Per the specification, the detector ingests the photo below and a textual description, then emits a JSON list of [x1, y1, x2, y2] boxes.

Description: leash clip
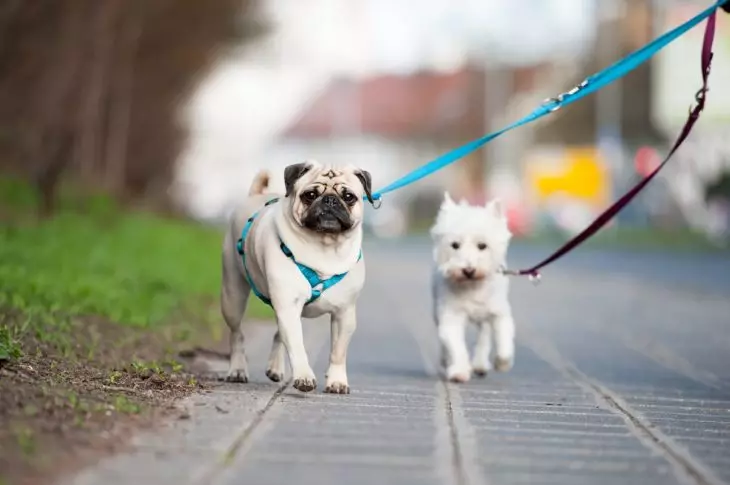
[[695, 86, 708, 104], [371, 195, 383, 210], [542, 79, 588, 113], [542, 95, 563, 113], [499, 265, 515, 276], [499, 266, 542, 285]]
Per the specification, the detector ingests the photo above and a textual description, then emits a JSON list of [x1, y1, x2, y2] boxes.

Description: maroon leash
[[504, 11, 718, 283]]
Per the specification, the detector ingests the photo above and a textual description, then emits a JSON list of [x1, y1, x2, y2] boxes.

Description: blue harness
[[236, 198, 362, 307]]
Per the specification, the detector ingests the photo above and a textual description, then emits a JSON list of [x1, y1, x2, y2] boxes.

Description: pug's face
[[284, 160, 374, 235]]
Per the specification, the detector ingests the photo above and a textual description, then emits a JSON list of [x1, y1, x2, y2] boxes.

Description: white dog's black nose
[[462, 268, 476, 279]]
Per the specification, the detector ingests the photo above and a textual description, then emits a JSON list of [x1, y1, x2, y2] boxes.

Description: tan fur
[[248, 170, 271, 196], [288, 164, 365, 237], [220, 160, 368, 393]]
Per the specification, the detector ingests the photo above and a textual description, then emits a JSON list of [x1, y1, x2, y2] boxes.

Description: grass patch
[[0, 324, 22, 362], [0, 175, 271, 340], [0, 175, 272, 485]]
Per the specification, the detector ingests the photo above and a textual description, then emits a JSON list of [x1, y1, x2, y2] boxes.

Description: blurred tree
[[0, 0, 267, 215]]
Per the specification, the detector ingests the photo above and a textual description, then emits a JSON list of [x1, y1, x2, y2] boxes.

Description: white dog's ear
[[442, 192, 456, 208], [486, 198, 506, 219]]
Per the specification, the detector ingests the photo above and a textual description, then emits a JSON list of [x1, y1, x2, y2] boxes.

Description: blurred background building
[[2, 0, 729, 242], [175, 0, 730, 242]]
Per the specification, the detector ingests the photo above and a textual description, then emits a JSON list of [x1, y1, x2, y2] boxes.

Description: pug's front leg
[[325, 305, 357, 394], [274, 305, 316, 392]]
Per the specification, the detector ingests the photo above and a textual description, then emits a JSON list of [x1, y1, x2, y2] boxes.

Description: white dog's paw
[[292, 368, 317, 393], [472, 365, 491, 378], [471, 357, 492, 378], [446, 364, 472, 383], [324, 365, 350, 394], [494, 355, 514, 372], [225, 368, 249, 383]]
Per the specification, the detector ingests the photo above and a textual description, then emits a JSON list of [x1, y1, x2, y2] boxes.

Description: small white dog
[[220, 160, 373, 394], [430, 193, 515, 383]]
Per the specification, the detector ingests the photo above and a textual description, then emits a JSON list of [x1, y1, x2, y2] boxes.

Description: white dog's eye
[[451, 241, 460, 250], [477, 242, 488, 251], [342, 192, 357, 204]]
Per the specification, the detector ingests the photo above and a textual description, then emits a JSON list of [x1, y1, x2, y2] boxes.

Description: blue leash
[[369, 1, 724, 202]]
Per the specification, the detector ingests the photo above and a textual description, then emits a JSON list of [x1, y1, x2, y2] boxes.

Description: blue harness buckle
[[236, 198, 362, 307]]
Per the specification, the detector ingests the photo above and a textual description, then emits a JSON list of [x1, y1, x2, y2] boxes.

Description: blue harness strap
[[280, 243, 362, 304], [236, 198, 362, 307], [236, 197, 279, 306]]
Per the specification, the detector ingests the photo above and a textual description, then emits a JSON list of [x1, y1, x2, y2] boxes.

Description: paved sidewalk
[[61, 241, 730, 485]]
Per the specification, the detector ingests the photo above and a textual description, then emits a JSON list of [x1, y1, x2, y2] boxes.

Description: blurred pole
[[595, 0, 625, 230], [650, 0, 665, 133], [483, 65, 509, 201]]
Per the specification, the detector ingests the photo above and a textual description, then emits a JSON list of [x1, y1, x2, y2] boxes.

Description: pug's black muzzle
[[303, 194, 353, 233]]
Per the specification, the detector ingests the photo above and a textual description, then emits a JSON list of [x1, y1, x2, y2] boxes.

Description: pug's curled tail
[[248, 170, 271, 196]]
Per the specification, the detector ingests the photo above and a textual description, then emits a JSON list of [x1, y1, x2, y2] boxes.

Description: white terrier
[[430, 193, 515, 383]]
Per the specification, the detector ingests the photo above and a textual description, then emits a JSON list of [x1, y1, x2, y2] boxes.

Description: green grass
[[0, 324, 23, 361], [0, 176, 272, 359]]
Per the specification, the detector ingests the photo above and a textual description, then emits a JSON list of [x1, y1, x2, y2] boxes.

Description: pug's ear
[[355, 169, 373, 204], [284, 162, 312, 197]]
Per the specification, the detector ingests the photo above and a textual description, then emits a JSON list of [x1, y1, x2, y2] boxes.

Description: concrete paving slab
[[58, 240, 730, 485]]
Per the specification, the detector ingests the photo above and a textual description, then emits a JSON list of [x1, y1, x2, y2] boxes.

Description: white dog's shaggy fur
[[430, 193, 516, 383]]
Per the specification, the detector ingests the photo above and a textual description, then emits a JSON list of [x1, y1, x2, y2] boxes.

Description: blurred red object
[[634, 146, 662, 177], [506, 203, 530, 237]]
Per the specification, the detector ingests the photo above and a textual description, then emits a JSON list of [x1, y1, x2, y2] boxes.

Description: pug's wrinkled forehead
[[310, 167, 356, 194], [284, 160, 373, 204]]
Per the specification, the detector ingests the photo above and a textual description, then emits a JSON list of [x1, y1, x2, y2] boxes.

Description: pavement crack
[[198, 382, 288, 485], [443, 383, 468, 485], [579, 376, 727, 485], [440, 382, 488, 485], [522, 333, 727, 485]]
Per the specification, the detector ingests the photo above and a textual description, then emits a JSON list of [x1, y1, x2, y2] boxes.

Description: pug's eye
[[477, 242, 487, 251], [451, 241, 460, 250], [301, 190, 318, 203], [342, 191, 357, 205]]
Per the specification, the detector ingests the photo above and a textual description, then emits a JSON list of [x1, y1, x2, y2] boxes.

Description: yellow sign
[[525, 147, 610, 208]]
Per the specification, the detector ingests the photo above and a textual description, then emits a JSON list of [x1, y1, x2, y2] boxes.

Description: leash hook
[[371, 195, 383, 210], [542, 79, 589, 113], [695, 86, 708, 104]]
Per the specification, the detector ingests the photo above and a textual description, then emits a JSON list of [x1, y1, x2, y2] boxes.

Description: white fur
[[430, 193, 515, 382]]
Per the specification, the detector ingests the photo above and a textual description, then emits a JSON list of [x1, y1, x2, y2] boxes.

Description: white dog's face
[[283, 160, 373, 235], [430, 193, 512, 284]]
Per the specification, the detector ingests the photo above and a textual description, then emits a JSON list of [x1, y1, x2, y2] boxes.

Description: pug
[[220, 160, 374, 393]]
